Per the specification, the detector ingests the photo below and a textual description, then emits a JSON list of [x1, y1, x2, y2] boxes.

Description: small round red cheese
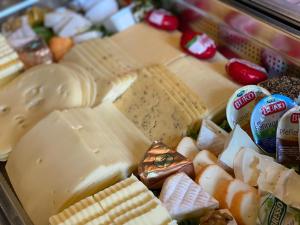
[[226, 58, 268, 85], [180, 31, 216, 60], [145, 9, 179, 31]]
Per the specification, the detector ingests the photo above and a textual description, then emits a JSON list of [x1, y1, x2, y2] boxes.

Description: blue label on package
[[250, 94, 297, 154]]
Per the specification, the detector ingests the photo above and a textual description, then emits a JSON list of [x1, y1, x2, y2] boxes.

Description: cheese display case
[[0, 0, 300, 225]]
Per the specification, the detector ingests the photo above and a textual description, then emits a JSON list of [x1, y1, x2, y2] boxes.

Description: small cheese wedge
[[6, 103, 150, 225], [193, 150, 218, 175], [160, 172, 219, 220], [219, 125, 260, 171], [233, 148, 274, 186], [111, 23, 185, 66], [195, 164, 233, 197], [176, 137, 199, 161], [58, 14, 92, 37], [197, 119, 228, 156]]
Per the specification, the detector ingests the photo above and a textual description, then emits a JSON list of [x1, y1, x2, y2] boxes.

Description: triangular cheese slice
[[160, 172, 219, 220], [138, 141, 195, 189]]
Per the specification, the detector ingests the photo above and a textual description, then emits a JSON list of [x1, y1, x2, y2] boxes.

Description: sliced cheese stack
[[196, 164, 259, 225], [160, 172, 219, 220], [111, 23, 185, 66], [50, 175, 175, 225], [115, 65, 207, 147], [62, 37, 141, 104], [0, 35, 23, 87], [6, 103, 151, 225], [0, 63, 90, 160], [167, 55, 240, 116]]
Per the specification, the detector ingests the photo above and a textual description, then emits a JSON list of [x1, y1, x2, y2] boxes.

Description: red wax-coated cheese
[[145, 9, 179, 31], [180, 31, 216, 60], [226, 58, 268, 85]]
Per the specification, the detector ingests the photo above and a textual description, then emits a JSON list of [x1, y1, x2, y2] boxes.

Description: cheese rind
[[160, 172, 219, 220]]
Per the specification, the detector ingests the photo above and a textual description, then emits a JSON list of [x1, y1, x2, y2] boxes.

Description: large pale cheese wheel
[[111, 23, 185, 66], [6, 103, 150, 225], [195, 164, 233, 196], [0, 63, 84, 160]]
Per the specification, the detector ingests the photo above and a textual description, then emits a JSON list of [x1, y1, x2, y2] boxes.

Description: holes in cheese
[[0, 64, 85, 160], [6, 103, 151, 225]]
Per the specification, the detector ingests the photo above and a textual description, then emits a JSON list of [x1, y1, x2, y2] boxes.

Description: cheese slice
[[160, 172, 219, 220], [0, 64, 83, 160], [6, 103, 150, 225], [63, 38, 141, 105], [219, 125, 260, 171], [195, 164, 233, 196], [111, 23, 185, 66], [193, 150, 218, 175], [167, 55, 240, 115], [197, 119, 228, 156], [176, 137, 199, 161], [115, 65, 206, 147]]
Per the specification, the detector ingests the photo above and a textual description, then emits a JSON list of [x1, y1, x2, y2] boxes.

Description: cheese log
[[115, 65, 206, 147], [229, 191, 258, 225], [197, 119, 228, 156], [193, 150, 218, 175], [49, 196, 109, 225], [6, 103, 150, 225], [160, 173, 219, 220], [63, 37, 141, 105], [176, 137, 199, 161], [111, 23, 185, 66], [195, 164, 233, 197], [219, 125, 260, 171], [0, 64, 84, 160], [233, 148, 274, 186], [167, 55, 240, 115]]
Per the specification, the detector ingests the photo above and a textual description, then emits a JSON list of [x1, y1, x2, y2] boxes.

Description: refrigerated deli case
[[0, 0, 300, 224]]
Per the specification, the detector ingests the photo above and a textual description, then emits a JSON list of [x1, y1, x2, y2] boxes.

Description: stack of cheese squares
[[0, 34, 23, 87], [49, 175, 176, 225], [115, 65, 207, 147], [6, 103, 151, 225]]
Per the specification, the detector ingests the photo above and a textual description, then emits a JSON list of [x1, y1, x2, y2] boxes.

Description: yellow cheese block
[[0, 64, 84, 160], [111, 23, 185, 66], [115, 65, 206, 147], [6, 103, 150, 225], [167, 55, 240, 116], [63, 38, 141, 105], [50, 175, 174, 225]]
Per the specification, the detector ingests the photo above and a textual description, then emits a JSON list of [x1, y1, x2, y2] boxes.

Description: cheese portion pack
[[50, 175, 175, 225], [115, 65, 207, 147], [0, 63, 87, 160], [111, 23, 185, 66], [63, 37, 141, 105], [6, 103, 150, 225], [0, 35, 24, 87], [167, 55, 240, 116]]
